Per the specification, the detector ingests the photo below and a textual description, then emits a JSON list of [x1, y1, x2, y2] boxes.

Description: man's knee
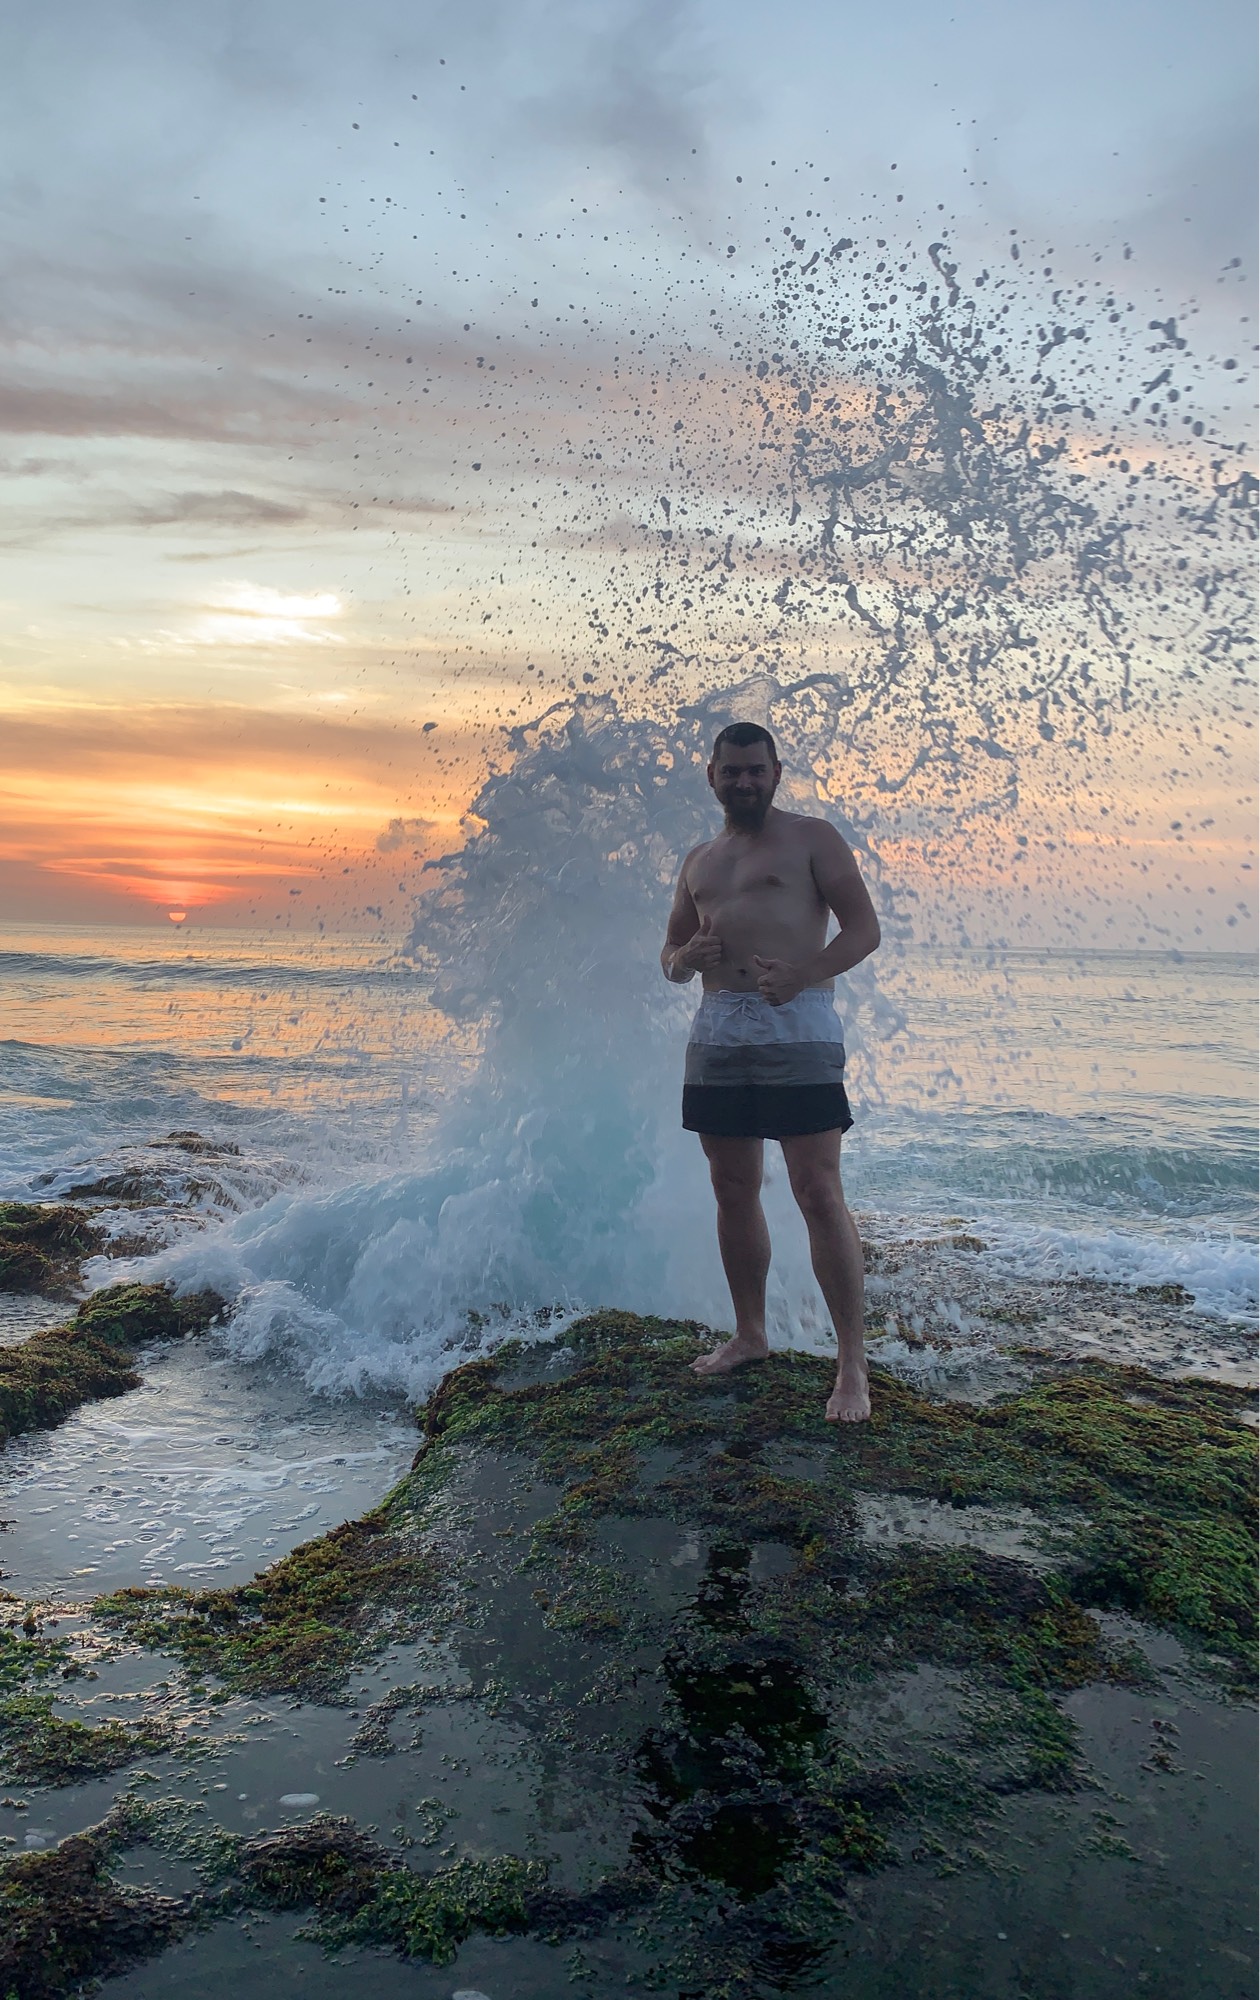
[[790, 1171, 844, 1225], [709, 1162, 763, 1209]]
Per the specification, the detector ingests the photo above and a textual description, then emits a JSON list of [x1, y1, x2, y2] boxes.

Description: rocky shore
[[0, 1222, 1254, 1999]]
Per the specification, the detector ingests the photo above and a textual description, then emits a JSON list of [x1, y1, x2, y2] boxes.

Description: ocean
[[2, 918, 1254, 1386]]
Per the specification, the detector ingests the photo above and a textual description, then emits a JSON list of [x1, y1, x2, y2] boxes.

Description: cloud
[[516, 0, 719, 200], [149, 580, 341, 648], [0, 378, 343, 443], [0, 701, 476, 785], [209, 583, 342, 617], [129, 488, 309, 527], [377, 814, 437, 850], [0, 384, 238, 441]]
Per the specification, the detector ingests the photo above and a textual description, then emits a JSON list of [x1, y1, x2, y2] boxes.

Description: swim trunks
[[682, 988, 854, 1140]]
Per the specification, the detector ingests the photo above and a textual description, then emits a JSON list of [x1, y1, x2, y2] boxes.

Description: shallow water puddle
[[854, 1493, 1073, 1569], [0, 1337, 417, 1597], [0, 1291, 69, 1350]]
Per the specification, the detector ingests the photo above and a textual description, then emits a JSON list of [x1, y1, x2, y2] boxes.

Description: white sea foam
[[982, 1217, 1258, 1325], [140, 1040, 842, 1402]]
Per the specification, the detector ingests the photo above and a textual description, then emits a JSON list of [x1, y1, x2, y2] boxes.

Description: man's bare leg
[[692, 1134, 772, 1375], [781, 1129, 870, 1421]]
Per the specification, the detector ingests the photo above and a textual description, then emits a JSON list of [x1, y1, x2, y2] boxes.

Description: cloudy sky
[[1, 0, 1255, 941]]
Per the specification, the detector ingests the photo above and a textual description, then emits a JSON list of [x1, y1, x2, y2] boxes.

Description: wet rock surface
[[0, 1204, 106, 1299], [0, 1310, 1254, 1996]]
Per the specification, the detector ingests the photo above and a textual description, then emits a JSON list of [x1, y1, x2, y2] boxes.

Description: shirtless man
[[661, 722, 881, 1421]]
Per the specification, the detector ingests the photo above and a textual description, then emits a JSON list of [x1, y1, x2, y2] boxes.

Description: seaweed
[[0, 1203, 104, 1298], [307, 1849, 547, 1962], [0, 1821, 187, 2000], [0, 1803, 549, 1996], [97, 1509, 451, 1699], [0, 1693, 175, 1787], [0, 1608, 182, 1789], [0, 1283, 224, 1447]]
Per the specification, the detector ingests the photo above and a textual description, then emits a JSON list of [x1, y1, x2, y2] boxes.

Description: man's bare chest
[[689, 840, 819, 910]]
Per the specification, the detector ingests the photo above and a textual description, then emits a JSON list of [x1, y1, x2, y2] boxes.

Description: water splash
[[153, 685, 892, 1394], [149, 224, 1254, 1393]]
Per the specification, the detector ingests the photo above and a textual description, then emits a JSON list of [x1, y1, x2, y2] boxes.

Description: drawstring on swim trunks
[[724, 991, 763, 1019]]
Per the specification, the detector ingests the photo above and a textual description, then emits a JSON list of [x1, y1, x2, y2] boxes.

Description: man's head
[[708, 722, 781, 832]]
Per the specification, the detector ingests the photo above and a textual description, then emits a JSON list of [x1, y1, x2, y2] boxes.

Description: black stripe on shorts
[[682, 1081, 853, 1140]]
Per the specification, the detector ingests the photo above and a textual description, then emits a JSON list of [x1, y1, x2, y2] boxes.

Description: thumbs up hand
[[753, 954, 804, 1006], [675, 913, 723, 975]]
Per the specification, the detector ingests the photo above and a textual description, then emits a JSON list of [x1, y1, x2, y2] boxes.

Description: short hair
[[711, 721, 779, 763]]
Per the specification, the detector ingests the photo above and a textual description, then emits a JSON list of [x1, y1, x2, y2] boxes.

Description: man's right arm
[[662, 856, 720, 982]]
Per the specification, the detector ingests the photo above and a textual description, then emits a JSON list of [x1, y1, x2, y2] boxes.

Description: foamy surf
[[980, 1215, 1258, 1325]]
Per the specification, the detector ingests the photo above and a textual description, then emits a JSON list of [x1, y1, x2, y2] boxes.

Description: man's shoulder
[[774, 808, 848, 848]]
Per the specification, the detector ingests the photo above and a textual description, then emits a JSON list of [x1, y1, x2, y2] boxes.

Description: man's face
[[708, 742, 781, 831]]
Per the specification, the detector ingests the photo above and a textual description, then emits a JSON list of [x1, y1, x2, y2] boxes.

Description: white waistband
[[697, 987, 836, 1010], [690, 987, 843, 1046]]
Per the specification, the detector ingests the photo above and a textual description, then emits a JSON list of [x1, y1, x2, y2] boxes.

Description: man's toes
[[825, 1385, 871, 1423]]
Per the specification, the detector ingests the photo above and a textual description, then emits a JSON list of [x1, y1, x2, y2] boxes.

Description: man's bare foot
[[825, 1362, 871, 1423], [691, 1332, 770, 1376]]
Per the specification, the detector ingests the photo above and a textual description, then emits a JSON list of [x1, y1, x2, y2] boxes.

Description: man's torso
[[683, 810, 831, 993]]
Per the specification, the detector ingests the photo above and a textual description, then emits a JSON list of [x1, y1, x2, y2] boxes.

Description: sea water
[[2, 911, 1253, 1410]]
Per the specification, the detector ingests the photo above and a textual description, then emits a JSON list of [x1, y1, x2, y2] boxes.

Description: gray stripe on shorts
[[683, 1041, 849, 1090]]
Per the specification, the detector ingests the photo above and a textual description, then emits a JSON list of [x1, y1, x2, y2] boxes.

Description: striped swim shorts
[[682, 987, 854, 1140]]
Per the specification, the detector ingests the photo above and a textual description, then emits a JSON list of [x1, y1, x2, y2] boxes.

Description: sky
[[1, 0, 1255, 945]]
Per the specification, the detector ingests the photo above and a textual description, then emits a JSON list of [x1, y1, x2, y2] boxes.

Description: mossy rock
[[97, 1508, 450, 1700], [307, 1848, 548, 1962], [0, 1283, 224, 1446], [81, 1314, 1257, 1992], [0, 1202, 104, 1297], [0, 1825, 187, 2000], [0, 1692, 175, 1786], [72, 1283, 220, 1351], [0, 1805, 552, 1996], [101, 1310, 1256, 1704]]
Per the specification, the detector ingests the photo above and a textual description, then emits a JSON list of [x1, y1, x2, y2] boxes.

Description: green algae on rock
[[75, 1312, 1256, 1993], [308, 1848, 549, 1963], [0, 1203, 104, 1298], [0, 1283, 224, 1447], [96, 1507, 452, 1701], [0, 1603, 185, 1789], [0, 1801, 555, 1996], [0, 1823, 188, 2000], [0, 1693, 176, 1788]]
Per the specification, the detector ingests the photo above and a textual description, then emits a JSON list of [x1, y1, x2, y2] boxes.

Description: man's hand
[[673, 914, 723, 976], [753, 955, 805, 1006]]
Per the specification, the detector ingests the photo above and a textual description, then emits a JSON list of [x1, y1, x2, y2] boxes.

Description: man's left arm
[[754, 824, 881, 1004]]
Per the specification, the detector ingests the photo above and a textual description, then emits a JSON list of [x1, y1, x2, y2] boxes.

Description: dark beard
[[723, 795, 771, 833]]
